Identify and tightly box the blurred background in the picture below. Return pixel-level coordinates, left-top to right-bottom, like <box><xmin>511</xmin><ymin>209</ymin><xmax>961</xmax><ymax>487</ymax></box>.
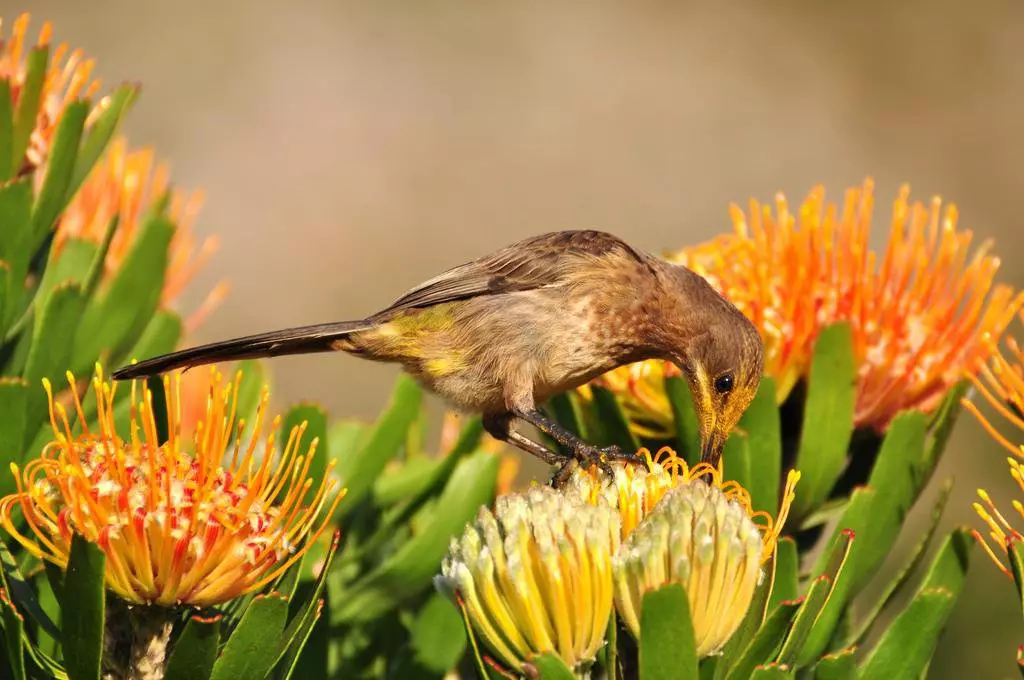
<box><xmin>10</xmin><ymin>0</ymin><xmax>1024</xmax><ymax>676</ymax></box>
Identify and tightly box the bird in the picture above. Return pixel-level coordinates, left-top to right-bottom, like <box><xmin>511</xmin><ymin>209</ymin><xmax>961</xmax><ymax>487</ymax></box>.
<box><xmin>112</xmin><ymin>230</ymin><xmax>764</xmax><ymax>476</ymax></box>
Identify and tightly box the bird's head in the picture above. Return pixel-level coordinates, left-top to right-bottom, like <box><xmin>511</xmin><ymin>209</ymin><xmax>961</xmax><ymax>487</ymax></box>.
<box><xmin>671</xmin><ymin>307</ymin><xmax>764</xmax><ymax>467</ymax></box>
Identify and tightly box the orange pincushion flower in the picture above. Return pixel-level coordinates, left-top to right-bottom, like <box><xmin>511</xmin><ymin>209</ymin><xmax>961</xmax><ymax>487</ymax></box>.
<box><xmin>0</xmin><ymin>367</ymin><xmax>345</xmax><ymax>607</ymax></box>
<box><xmin>595</xmin><ymin>179</ymin><xmax>1023</xmax><ymax>433</ymax></box>
<box><xmin>0</xmin><ymin>13</ymin><xmax>101</xmax><ymax>176</ymax></box>
<box><xmin>964</xmin><ymin>323</ymin><xmax>1024</xmax><ymax>576</ymax></box>
<box><xmin>56</xmin><ymin>138</ymin><xmax>228</xmax><ymax>331</ymax></box>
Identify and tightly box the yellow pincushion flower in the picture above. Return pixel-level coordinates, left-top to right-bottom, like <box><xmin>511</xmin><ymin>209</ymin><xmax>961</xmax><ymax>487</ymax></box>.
<box><xmin>964</xmin><ymin>324</ymin><xmax>1024</xmax><ymax>576</ymax></box>
<box><xmin>0</xmin><ymin>367</ymin><xmax>345</xmax><ymax>607</ymax></box>
<box><xmin>593</xmin><ymin>179</ymin><xmax>1022</xmax><ymax>436</ymax></box>
<box><xmin>436</xmin><ymin>485</ymin><xmax>619</xmax><ymax>676</ymax></box>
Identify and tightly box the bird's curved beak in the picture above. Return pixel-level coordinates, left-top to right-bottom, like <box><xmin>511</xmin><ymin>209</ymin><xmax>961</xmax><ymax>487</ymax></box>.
<box><xmin>701</xmin><ymin>434</ymin><xmax>723</xmax><ymax>467</ymax></box>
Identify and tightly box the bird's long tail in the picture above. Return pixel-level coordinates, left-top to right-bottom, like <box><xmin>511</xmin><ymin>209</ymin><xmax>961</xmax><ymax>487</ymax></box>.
<box><xmin>110</xmin><ymin>319</ymin><xmax>374</xmax><ymax>380</ymax></box>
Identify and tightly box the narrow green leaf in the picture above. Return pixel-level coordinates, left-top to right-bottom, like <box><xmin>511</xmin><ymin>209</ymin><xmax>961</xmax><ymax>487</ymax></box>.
<box><xmin>722</xmin><ymin>431</ymin><xmax>752</xmax><ymax>498</ymax></box>
<box><xmin>277</xmin><ymin>598</ymin><xmax>325</xmax><ymax>680</ymax></box>
<box><xmin>919</xmin><ymin>527</ymin><xmax>973</xmax><ymax>594</ymax></box>
<box><xmin>738</xmin><ymin>377</ymin><xmax>781</xmax><ymax>514</ymax></box>
<box><xmin>336</xmin><ymin>375</ymin><xmax>422</xmax><ymax>515</ymax></box>
<box><xmin>525</xmin><ymin>654</ymin><xmax>576</xmax><ymax>680</ymax></box>
<box><xmin>327</xmin><ymin>419</ymin><xmax>366</xmax><ymax>463</ymax></box>
<box><xmin>603</xmin><ymin>610</ymin><xmax>618</xmax><ymax>680</ymax></box>
<box><xmin>61</xmin><ymin>535</ymin><xmax>106</xmax><ymax>680</ymax></box>
<box><xmin>121</xmin><ymin>310</ymin><xmax>183</xmax><ymax>372</ymax></box>
<box><xmin>846</xmin><ymin>479</ymin><xmax>953</xmax><ymax>646</ymax></box>
<box><xmin>22</xmin><ymin>283</ymin><xmax>85</xmax><ymax>449</ymax></box>
<box><xmin>0</xmin><ymin>380</ymin><xmax>27</xmax><ymax>498</ymax></box>
<box><xmin>68</xmin><ymin>85</ymin><xmax>138</xmax><ymax>197</ymax></box>
<box><xmin>455</xmin><ymin>592</ymin><xmax>492</xmax><ymax>680</ymax></box>
<box><xmin>639</xmin><ymin>583</ymin><xmax>698</xmax><ymax>680</ymax></box>
<box><xmin>717</xmin><ymin>551</ymin><xmax>777</xmax><ymax>680</ymax></box>
<box><xmin>163</xmin><ymin>614</ymin><xmax>221</xmax><ymax>680</ymax></box>
<box><xmin>776</xmin><ymin>576</ymin><xmax>832</xmax><ymax>666</ymax></box>
<box><xmin>11</xmin><ymin>46</ymin><xmax>48</xmax><ymax>173</ymax></box>
<box><xmin>79</xmin><ymin>215</ymin><xmax>118</xmax><ymax>300</ymax></box>
<box><xmin>768</xmin><ymin>538</ymin><xmax>799</xmax><ymax>613</ymax></box>
<box><xmin>269</xmin><ymin>550</ymin><xmax>305</xmax><ymax>604</ymax></box>
<box><xmin>792</xmin><ymin>322</ymin><xmax>856</xmax><ymax>520</ymax></box>
<box><xmin>373</xmin><ymin>457</ymin><xmax>442</xmax><ymax>507</ymax></box>
<box><xmin>919</xmin><ymin>380</ymin><xmax>969</xmax><ymax>494</ymax></box>
<box><xmin>0</xmin><ymin>589</ymin><xmax>25</xmax><ymax>680</ymax></box>
<box><xmin>867</xmin><ymin>410</ymin><xmax>927</xmax><ymax>522</ymax></box>
<box><xmin>750</xmin><ymin>665</ymin><xmax>793</xmax><ymax>679</ymax></box>
<box><xmin>0</xmin><ymin>539</ymin><xmax>60</xmax><ymax>641</ymax></box>
<box><xmin>1009</xmin><ymin>538</ymin><xmax>1024</xmax><ymax>616</ymax></box>
<box><xmin>0</xmin><ymin>79</ymin><xmax>13</xmax><ymax>179</ymax></box>
<box><xmin>281</xmin><ymin>404</ymin><xmax>329</xmax><ymax>505</ymax></box>
<box><xmin>335</xmin><ymin>451</ymin><xmax>499</xmax><ymax>622</ymax></box>
<box><xmin>665</xmin><ymin>376</ymin><xmax>701</xmax><ymax>466</ymax></box>
<box><xmin>408</xmin><ymin>592</ymin><xmax>467</xmax><ymax>673</ymax></box>
<box><xmin>857</xmin><ymin>588</ymin><xmax>957</xmax><ymax>679</ymax></box>
<box><xmin>210</xmin><ymin>594</ymin><xmax>289</xmax><ymax>680</ymax></box>
<box><xmin>32</xmin><ymin>101</ymin><xmax>88</xmax><ymax>245</ymax></box>
<box><xmin>797</xmin><ymin>526</ymin><xmax>857</xmax><ymax>667</ymax></box>
<box><xmin>277</xmin><ymin>531</ymin><xmax>340</xmax><ymax>669</ymax></box>
<box><xmin>73</xmin><ymin>215</ymin><xmax>173</xmax><ymax>369</ymax></box>
<box><xmin>812</xmin><ymin>648</ymin><xmax>855</xmax><ymax>680</ymax></box>
<box><xmin>35</xmin><ymin>238</ymin><xmax>97</xmax><ymax>307</ymax></box>
<box><xmin>589</xmin><ymin>385</ymin><xmax>641</xmax><ymax>451</ymax></box>
<box><xmin>0</xmin><ymin>179</ymin><xmax>34</xmax><ymax>331</ymax></box>
<box><xmin>725</xmin><ymin>600</ymin><xmax>802</xmax><ymax>680</ymax></box>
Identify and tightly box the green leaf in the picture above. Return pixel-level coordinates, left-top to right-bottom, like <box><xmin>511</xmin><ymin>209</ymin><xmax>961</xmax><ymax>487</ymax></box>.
<box><xmin>722</xmin><ymin>431</ymin><xmax>752</xmax><ymax>499</ymax></box>
<box><xmin>73</xmin><ymin>215</ymin><xmax>173</xmax><ymax>369</ymax></box>
<box><xmin>857</xmin><ymin>588</ymin><xmax>957</xmax><ymax>679</ymax></box>
<box><xmin>0</xmin><ymin>178</ymin><xmax>33</xmax><ymax>331</ymax></box>
<box><xmin>68</xmin><ymin>85</ymin><xmax>138</xmax><ymax>197</ymax></box>
<box><xmin>61</xmin><ymin>535</ymin><xmax>106</xmax><ymax>680</ymax></box>
<box><xmin>374</xmin><ymin>457</ymin><xmax>442</xmax><ymax>507</ymax></box>
<box><xmin>867</xmin><ymin>410</ymin><xmax>927</xmax><ymax>523</ymax></box>
<box><xmin>918</xmin><ymin>380</ymin><xmax>969</xmax><ymax>494</ymax></box>
<box><xmin>276</xmin><ymin>531</ymin><xmax>340</xmax><ymax>670</ymax></box>
<box><xmin>122</xmin><ymin>310</ymin><xmax>183</xmax><ymax>369</ymax></box>
<box><xmin>454</xmin><ymin>591</ymin><xmax>493</xmax><ymax>680</ymax></box>
<box><xmin>589</xmin><ymin>386</ymin><xmax>641</xmax><ymax>451</ymax></box>
<box><xmin>737</xmin><ymin>377</ymin><xmax>781</xmax><ymax>514</ymax></box>
<box><xmin>277</xmin><ymin>598</ymin><xmax>325</xmax><ymax>680</ymax></box>
<box><xmin>335</xmin><ymin>450</ymin><xmax>499</xmax><ymax>622</ymax></box>
<box><xmin>210</xmin><ymin>594</ymin><xmax>289</xmax><ymax>680</ymax></box>
<box><xmin>22</xmin><ymin>283</ymin><xmax>85</xmax><ymax>449</ymax></box>
<box><xmin>0</xmin><ymin>539</ymin><xmax>60</xmax><ymax>641</ymax></box>
<box><xmin>665</xmin><ymin>376</ymin><xmax>701</xmax><ymax>466</ymax></box>
<box><xmin>918</xmin><ymin>527</ymin><xmax>972</xmax><ymax>594</ymax></box>
<box><xmin>776</xmin><ymin>575</ymin><xmax>832</xmax><ymax>666</ymax></box>
<box><xmin>164</xmin><ymin>614</ymin><xmax>221</xmax><ymax>680</ymax></box>
<box><xmin>603</xmin><ymin>610</ymin><xmax>618</xmax><ymax>680</ymax></box>
<box><xmin>1009</xmin><ymin>538</ymin><xmax>1024</xmax><ymax>616</ymax></box>
<box><xmin>11</xmin><ymin>46</ymin><xmax>47</xmax><ymax>175</ymax></box>
<box><xmin>0</xmin><ymin>380</ymin><xmax>27</xmax><ymax>497</ymax></box>
<box><xmin>791</xmin><ymin>322</ymin><xmax>856</xmax><ymax>520</ymax></box>
<box><xmin>35</xmin><ymin>238</ymin><xmax>97</xmax><ymax>307</ymax></box>
<box><xmin>0</xmin><ymin>79</ymin><xmax>13</xmax><ymax>179</ymax></box>
<box><xmin>525</xmin><ymin>654</ymin><xmax>576</xmax><ymax>680</ymax></box>
<box><xmin>280</xmin><ymin>403</ymin><xmax>329</xmax><ymax>505</ymax></box>
<box><xmin>845</xmin><ymin>479</ymin><xmax>953</xmax><ymax>646</ymax></box>
<box><xmin>336</xmin><ymin>376</ymin><xmax>422</xmax><ymax>516</ymax></box>
<box><xmin>812</xmin><ymin>648</ymin><xmax>855</xmax><ymax>680</ymax></box>
<box><xmin>639</xmin><ymin>583</ymin><xmax>698</xmax><ymax>680</ymax></box>
<box><xmin>543</xmin><ymin>392</ymin><xmax>584</xmax><ymax>457</ymax></box>
<box><xmin>147</xmin><ymin>375</ymin><xmax>170</xmax><ymax>445</ymax></box>
<box><xmin>327</xmin><ymin>419</ymin><xmax>366</xmax><ymax>462</ymax></box>
<box><xmin>31</xmin><ymin>101</ymin><xmax>88</xmax><ymax>246</ymax></box>
<box><xmin>408</xmin><ymin>592</ymin><xmax>467</xmax><ymax>673</ymax></box>
<box><xmin>717</xmin><ymin>551</ymin><xmax>777</xmax><ymax>680</ymax></box>
<box><xmin>725</xmin><ymin>600</ymin><xmax>801</xmax><ymax>680</ymax></box>
<box><xmin>768</xmin><ymin>538</ymin><xmax>799</xmax><ymax>613</ymax></box>
<box><xmin>750</xmin><ymin>665</ymin><xmax>793</xmax><ymax>678</ymax></box>
<box><xmin>0</xmin><ymin>589</ymin><xmax>25</xmax><ymax>680</ymax></box>
<box><xmin>797</xmin><ymin>526</ymin><xmax>857</xmax><ymax>667</ymax></box>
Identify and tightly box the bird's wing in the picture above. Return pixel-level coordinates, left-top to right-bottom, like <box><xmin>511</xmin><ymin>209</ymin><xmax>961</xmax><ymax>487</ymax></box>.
<box><xmin>377</xmin><ymin>230</ymin><xmax>648</xmax><ymax>315</ymax></box>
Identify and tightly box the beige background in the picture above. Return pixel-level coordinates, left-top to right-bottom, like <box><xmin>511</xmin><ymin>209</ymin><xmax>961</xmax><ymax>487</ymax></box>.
<box><xmin>10</xmin><ymin>1</ymin><xmax>1024</xmax><ymax>676</ymax></box>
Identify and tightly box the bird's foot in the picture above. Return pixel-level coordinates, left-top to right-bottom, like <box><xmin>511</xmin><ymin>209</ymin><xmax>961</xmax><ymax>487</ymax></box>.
<box><xmin>572</xmin><ymin>442</ymin><xmax>645</xmax><ymax>478</ymax></box>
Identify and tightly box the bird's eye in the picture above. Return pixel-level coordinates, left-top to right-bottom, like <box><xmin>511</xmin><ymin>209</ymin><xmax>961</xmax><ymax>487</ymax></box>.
<box><xmin>714</xmin><ymin>374</ymin><xmax>734</xmax><ymax>395</ymax></box>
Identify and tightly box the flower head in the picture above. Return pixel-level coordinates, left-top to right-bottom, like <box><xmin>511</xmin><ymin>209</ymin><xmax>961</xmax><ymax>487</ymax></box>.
<box><xmin>612</xmin><ymin>479</ymin><xmax>764</xmax><ymax>656</ymax></box>
<box><xmin>56</xmin><ymin>138</ymin><xmax>227</xmax><ymax>331</ymax></box>
<box><xmin>964</xmin><ymin>324</ymin><xmax>1024</xmax><ymax>575</ymax></box>
<box><xmin>567</xmin><ymin>448</ymin><xmax>798</xmax><ymax>559</ymax></box>
<box><xmin>0</xmin><ymin>13</ymin><xmax>101</xmax><ymax>176</ymax></box>
<box><xmin>593</xmin><ymin>179</ymin><xmax>1023</xmax><ymax>433</ymax></box>
<box><xmin>436</xmin><ymin>486</ymin><xmax>619</xmax><ymax>675</ymax></box>
<box><xmin>0</xmin><ymin>366</ymin><xmax>344</xmax><ymax>607</ymax></box>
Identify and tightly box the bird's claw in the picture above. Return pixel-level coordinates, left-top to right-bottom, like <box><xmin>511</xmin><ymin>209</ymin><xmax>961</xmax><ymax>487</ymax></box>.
<box><xmin>572</xmin><ymin>443</ymin><xmax>644</xmax><ymax>478</ymax></box>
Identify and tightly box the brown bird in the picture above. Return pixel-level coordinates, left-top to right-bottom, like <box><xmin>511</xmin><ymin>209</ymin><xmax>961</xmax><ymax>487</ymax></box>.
<box><xmin>112</xmin><ymin>230</ymin><xmax>763</xmax><ymax>474</ymax></box>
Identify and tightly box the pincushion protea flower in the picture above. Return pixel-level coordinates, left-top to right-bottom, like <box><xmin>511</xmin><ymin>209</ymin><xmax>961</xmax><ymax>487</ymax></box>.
<box><xmin>964</xmin><ymin>325</ymin><xmax>1024</xmax><ymax>576</ymax></box>
<box><xmin>436</xmin><ymin>485</ymin><xmax>619</xmax><ymax>676</ymax></box>
<box><xmin>56</xmin><ymin>137</ymin><xmax>228</xmax><ymax>332</ymax></box>
<box><xmin>0</xmin><ymin>366</ymin><xmax>344</xmax><ymax>607</ymax></box>
<box><xmin>0</xmin><ymin>12</ymin><xmax>101</xmax><ymax>176</ymax></box>
<box><xmin>593</xmin><ymin>179</ymin><xmax>1023</xmax><ymax>435</ymax></box>
<box><xmin>567</xmin><ymin>447</ymin><xmax>799</xmax><ymax>556</ymax></box>
<box><xmin>613</xmin><ymin>479</ymin><xmax>765</xmax><ymax>657</ymax></box>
